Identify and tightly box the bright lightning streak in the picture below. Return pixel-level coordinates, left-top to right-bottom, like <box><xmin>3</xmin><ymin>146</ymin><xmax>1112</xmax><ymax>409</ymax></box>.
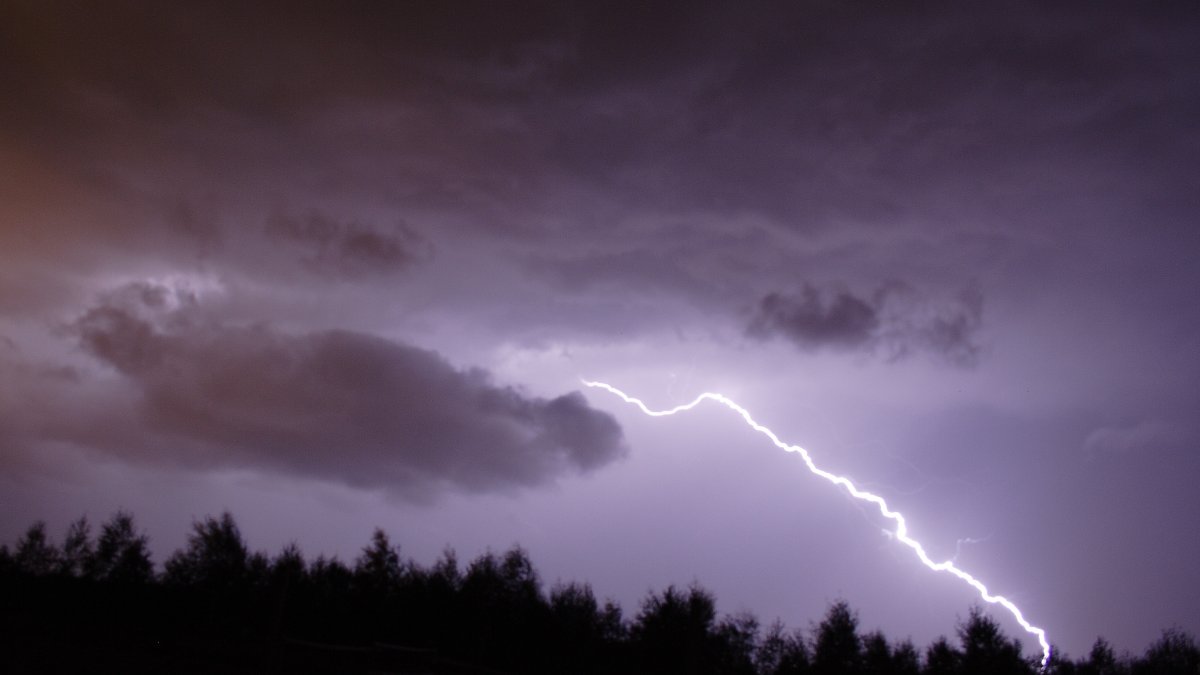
<box><xmin>583</xmin><ymin>379</ymin><xmax>1052</xmax><ymax>669</ymax></box>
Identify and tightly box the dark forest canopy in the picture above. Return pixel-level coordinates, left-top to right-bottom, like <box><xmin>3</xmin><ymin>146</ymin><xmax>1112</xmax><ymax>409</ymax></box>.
<box><xmin>1</xmin><ymin>511</ymin><xmax>1196</xmax><ymax>674</ymax></box>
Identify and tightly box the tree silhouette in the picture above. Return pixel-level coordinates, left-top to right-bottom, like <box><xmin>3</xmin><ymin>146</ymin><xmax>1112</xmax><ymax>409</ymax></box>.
<box><xmin>14</xmin><ymin>521</ymin><xmax>59</xmax><ymax>576</ymax></box>
<box><xmin>714</xmin><ymin>611</ymin><xmax>761</xmax><ymax>675</ymax></box>
<box><xmin>865</xmin><ymin>630</ymin><xmax>927</xmax><ymax>675</ymax></box>
<box><xmin>308</xmin><ymin>553</ymin><xmax>354</xmax><ymax>642</ymax></box>
<box><xmin>431</xmin><ymin>546</ymin><xmax>461</xmax><ymax>589</ymax></box>
<box><xmin>548</xmin><ymin>581</ymin><xmax>624</xmax><ymax>673</ymax></box>
<box><xmin>458</xmin><ymin>546</ymin><xmax>549</xmax><ymax>669</ymax></box>
<box><xmin>267</xmin><ymin>541</ymin><xmax>307</xmax><ymax>638</ymax></box>
<box><xmin>1</xmin><ymin>510</ymin><xmax>1198</xmax><ymax>675</ymax></box>
<box><xmin>813</xmin><ymin>600</ymin><xmax>863</xmax><ymax>675</ymax></box>
<box><xmin>1136</xmin><ymin>628</ymin><xmax>1200</xmax><ymax>675</ymax></box>
<box><xmin>756</xmin><ymin>620</ymin><xmax>811</xmax><ymax>675</ymax></box>
<box><xmin>354</xmin><ymin>527</ymin><xmax>403</xmax><ymax>592</ymax></box>
<box><xmin>1076</xmin><ymin>637</ymin><xmax>1128</xmax><ymax>675</ymax></box>
<box><xmin>495</xmin><ymin>546</ymin><xmax>533</xmax><ymax>589</ymax></box>
<box><xmin>57</xmin><ymin>516</ymin><xmax>93</xmax><ymax>578</ymax></box>
<box><xmin>391</xmin><ymin>545</ymin><xmax>463</xmax><ymax>653</ymax></box>
<box><xmin>925</xmin><ymin>636</ymin><xmax>962</xmax><ymax>675</ymax></box>
<box><xmin>957</xmin><ymin>606</ymin><xmax>1032</xmax><ymax>675</ymax></box>
<box><xmin>90</xmin><ymin>511</ymin><xmax>152</xmax><ymax>584</ymax></box>
<box><xmin>162</xmin><ymin>511</ymin><xmax>252</xmax><ymax>638</ymax></box>
<box><xmin>890</xmin><ymin>639</ymin><xmax>921</xmax><ymax>675</ymax></box>
<box><xmin>164</xmin><ymin>511</ymin><xmax>248</xmax><ymax>588</ymax></box>
<box><xmin>863</xmin><ymin>630</ymin><xmax>893</xmax><ymax>674</ymax></box>
<box><xmin>632</xmin><ymin>583</ymin><xmax>720</xmax><ymax>674</ymax></box>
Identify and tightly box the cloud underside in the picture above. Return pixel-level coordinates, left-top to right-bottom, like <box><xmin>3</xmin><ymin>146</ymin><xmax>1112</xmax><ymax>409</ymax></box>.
<box><xmin>61</xmin><ymin>291</ymin><xmax>625</xmax><ymax>498</ymax></box>
<box><xmin>748</xmin><ymin>283</ymin><xmax>983</xmax><ymax>366</ymax></box>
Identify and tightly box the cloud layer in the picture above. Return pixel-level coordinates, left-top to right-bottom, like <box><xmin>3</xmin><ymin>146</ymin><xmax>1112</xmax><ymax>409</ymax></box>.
<box><xmin>62</xmin><ymin>284</ymin><xmax>625</xmax><ymax>498</ymax></box>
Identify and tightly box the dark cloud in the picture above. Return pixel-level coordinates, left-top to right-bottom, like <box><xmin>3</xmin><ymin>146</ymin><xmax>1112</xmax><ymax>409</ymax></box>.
<box><xmin>749</xmin><ymin>286</ymin><xmax>879</xmax><ymax>350</ymax></box>
<box><xmin>265</xmin><ymin>212</ymin><xmax>431</xmax><ymax>279</ymax></box>
<box><xmin>7</xmin><ymin>2</ymin><xmax>1196</xmax><ymax>238</ymax></box>
<box><xmin>748</xmin><ymin>283</ymin><xmax>983</xmax><ymax>366</ymax></box>
<box><xmin>66</xmin><ymin>285</ymin><xmax>624</xmax><ymax>498</ymax></box>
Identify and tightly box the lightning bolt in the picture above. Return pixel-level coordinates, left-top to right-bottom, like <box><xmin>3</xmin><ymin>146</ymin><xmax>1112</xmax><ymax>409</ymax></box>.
<box><xmin>583</xmin><ymin>379</ymin><xmax>1052</xmax><ymax>669</ymax></box>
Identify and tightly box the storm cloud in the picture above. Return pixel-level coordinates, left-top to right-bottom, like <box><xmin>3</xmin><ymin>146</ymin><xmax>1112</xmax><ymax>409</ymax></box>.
<box><xmin>65</xmin><ymin>285</ymin><xmax>625</xmax><ymax>497</ymax></box>
<box><xmin>264</xmin><ymin>212</ymin><xmax>432</xmax><ymax>280</ymax></box>
<box><xmin>748</xmin><ymin>283</ymin><xmax>983</xmax><ymax>365</ymax></box>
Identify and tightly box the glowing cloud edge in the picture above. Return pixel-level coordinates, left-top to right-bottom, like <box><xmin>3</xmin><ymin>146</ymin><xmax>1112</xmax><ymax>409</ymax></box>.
<box><xmin>582</xmin><ymin>379</ymin><xmax>1051</xmax><ymax>669</ymax></box>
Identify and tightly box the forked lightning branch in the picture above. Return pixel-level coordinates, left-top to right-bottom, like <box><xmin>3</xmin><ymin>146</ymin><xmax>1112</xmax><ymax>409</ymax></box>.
<box><xmin>583</xmin><ymin>379</ymin><xmax>1052</xmax><ymax>669</ymax></box>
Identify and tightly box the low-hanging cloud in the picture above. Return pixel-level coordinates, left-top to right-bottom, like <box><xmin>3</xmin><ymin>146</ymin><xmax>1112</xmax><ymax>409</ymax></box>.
<box><xmin>747</xmin><ymin>282</ymin><xmax>983</xmax><ymax>366</ymax></box>
<box><xmin>67</xmin><ymin>287</ymin><xmax>625</xmax><ymax>498</ymax></box>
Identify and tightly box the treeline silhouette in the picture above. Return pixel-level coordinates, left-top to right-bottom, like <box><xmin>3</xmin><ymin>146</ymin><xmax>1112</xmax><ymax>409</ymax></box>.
<box><xmin>1</xmin><ymin>511</ymin><xmax>1197</xmax><ymax>674</ymax></box>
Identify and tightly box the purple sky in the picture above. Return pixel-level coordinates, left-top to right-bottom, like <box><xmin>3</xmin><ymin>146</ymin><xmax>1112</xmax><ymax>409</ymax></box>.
<box><xmin>3</xmin><ymin>0</ymin><xmax>1199</xmax><ymax>660</ymax></box>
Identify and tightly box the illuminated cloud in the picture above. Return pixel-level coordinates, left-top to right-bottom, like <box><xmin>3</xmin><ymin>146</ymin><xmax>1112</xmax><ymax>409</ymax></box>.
<box><xmin>62</xmin><ymin>284</ymin><xmax>625</xmax><ymax>499</ymax></box>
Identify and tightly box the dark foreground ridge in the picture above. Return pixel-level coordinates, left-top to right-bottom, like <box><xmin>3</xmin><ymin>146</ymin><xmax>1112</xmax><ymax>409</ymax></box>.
<box><xmin>1</xmin><ymin>511</ymin><xmax>1196</xmax><ymax>674</ymax></box>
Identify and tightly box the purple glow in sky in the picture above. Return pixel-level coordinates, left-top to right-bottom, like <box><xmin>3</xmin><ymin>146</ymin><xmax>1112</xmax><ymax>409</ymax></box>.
<box><xmin>2</xmin><ymin>0</ymin><xmax>1200</xmax><ymax>661</ymax></box>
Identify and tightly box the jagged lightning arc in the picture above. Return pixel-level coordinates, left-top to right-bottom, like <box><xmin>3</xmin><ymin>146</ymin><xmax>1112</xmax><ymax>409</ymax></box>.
<box><xmin>582</xmin><ymin>379</ymin><xmax>1052</xmax><ymax>669</ymax></box>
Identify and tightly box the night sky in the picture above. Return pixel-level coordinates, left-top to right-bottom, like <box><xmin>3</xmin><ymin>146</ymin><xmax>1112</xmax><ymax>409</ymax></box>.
<box><xmin>3</xmin><ymin>1</ymin><xmax>1199</xmax><ymax>660</ymax></box>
